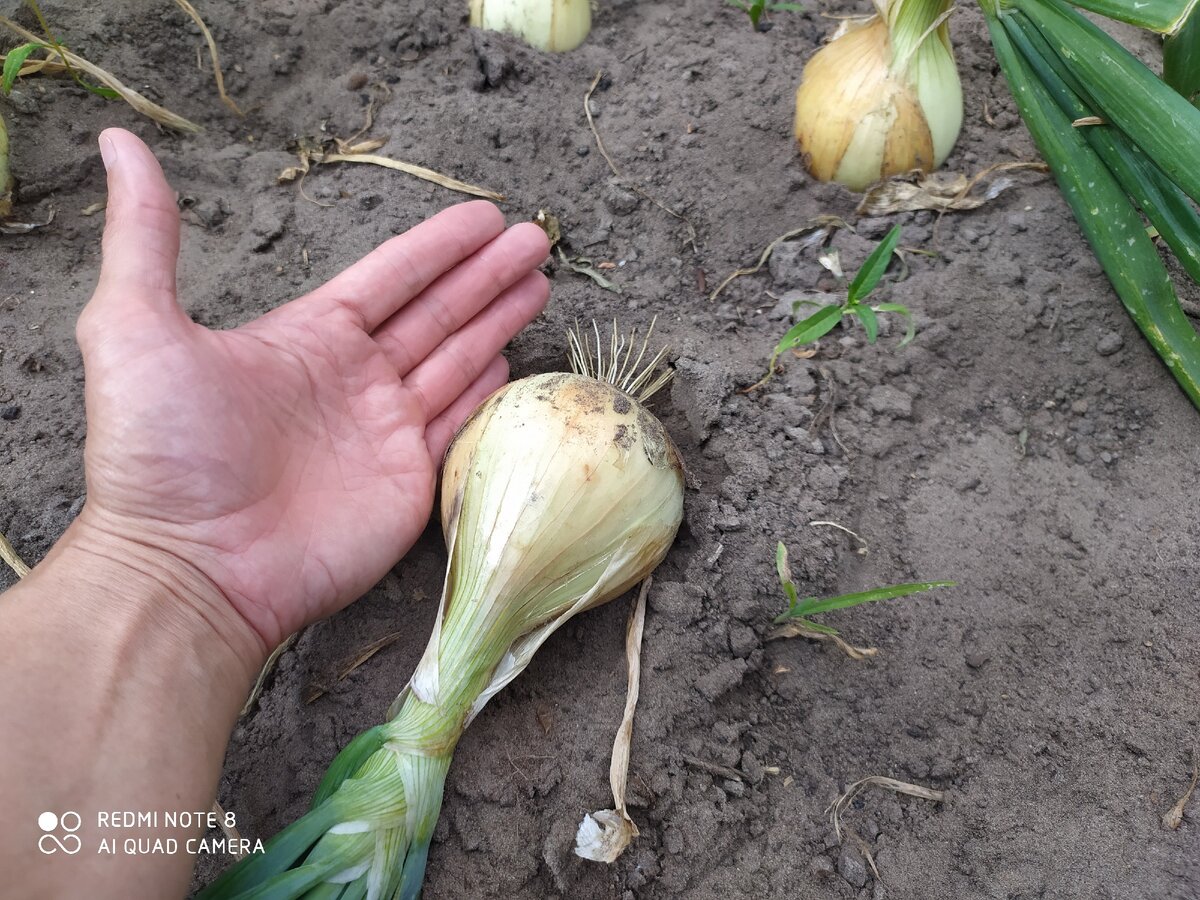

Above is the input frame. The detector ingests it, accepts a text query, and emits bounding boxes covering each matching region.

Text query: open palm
[75,129,549,649]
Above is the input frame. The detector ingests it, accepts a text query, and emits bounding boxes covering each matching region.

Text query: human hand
[70,128,550,656]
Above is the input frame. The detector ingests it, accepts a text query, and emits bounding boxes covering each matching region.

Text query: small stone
[345,72,368,90]
[695,658,748,702]
[1096,331,1124,356]
[604,179,640,216]
[838,848,869,888]
[740,751,765,784]
[722,778,746,798]
[0,405,20,421]
[809,855,836,880]
[965,653,989,669]
[866,385,913,419]
[1076,444,1095,464]
[728,624,758,659]
[856,217,893,239]
[1070,399,1089,415]
[250,204,286,251]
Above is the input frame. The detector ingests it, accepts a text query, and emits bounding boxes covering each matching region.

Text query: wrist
[0,514,267,897]
[36,514,268,688]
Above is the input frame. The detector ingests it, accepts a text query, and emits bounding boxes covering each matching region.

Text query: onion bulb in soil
[198,322,685,900]
[793,0,963,191]
[468,0,591,52]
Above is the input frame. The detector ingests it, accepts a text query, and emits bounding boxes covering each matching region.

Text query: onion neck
[886,0,954,72]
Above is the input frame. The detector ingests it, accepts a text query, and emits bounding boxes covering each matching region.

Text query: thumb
[86,128,185,326]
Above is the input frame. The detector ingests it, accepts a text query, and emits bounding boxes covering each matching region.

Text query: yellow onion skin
[437,371,684,660]
[793,15,962,191]
[468,0,592,53]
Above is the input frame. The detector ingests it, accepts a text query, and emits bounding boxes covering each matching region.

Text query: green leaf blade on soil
[847,224,901,304]
[780,581,955,621]
[873,302,916,345]
[2,42,44,95]
[985,10,1200,409]
[777,303,843,350]
[853,304,880,343]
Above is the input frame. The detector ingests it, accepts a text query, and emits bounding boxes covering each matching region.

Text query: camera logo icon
[38,811,82,855]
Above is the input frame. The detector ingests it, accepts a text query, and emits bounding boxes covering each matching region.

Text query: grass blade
[847,224,901,304]
[2,42,43,94]
[775,581,954,623]
[0,109,10,219]
[986,10,1200,408]
[852,304,880,343]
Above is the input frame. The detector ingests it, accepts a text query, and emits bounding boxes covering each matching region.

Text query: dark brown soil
[2,1,1199,898]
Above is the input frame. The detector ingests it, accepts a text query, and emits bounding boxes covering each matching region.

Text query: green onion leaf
[311,725,388,808]
[986,9,1200,408]
[1052,0,1194,34]
[1016,0,1200,202]
[1164,6,1200,106]
[1006,13,1200,284]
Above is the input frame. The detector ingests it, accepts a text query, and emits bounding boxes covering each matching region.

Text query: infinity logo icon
[37,811,82,855]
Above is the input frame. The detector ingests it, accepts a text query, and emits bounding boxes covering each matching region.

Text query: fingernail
[99,134,118,171]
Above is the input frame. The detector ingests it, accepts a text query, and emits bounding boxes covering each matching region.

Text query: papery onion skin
[439,371,684,636]
[793,10,962,191]
[468,0,592,53]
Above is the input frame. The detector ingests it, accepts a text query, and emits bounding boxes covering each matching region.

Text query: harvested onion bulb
[199,322,685,900]
[468,0,592,52]
[793,0,962,191]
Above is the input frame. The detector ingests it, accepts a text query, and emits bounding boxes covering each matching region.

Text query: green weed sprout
[759,225,913,387]
[773,541,952,642]
[727,0,804,30]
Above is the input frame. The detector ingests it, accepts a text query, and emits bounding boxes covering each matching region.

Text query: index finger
[298,200,507,331]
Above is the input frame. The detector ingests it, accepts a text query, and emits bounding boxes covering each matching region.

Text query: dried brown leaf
[318,152,503,201]
[172,0,242,116]
[1163,749,1198,830]
[241,632,298,716]
[304,630,406,704]
[827,775,946,842]
[856,162,1047,217]
[768,619,878,660]
[709,216,847,302]
[0,15,201,132]
[575,577,651,863]
[0,531,31,579]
